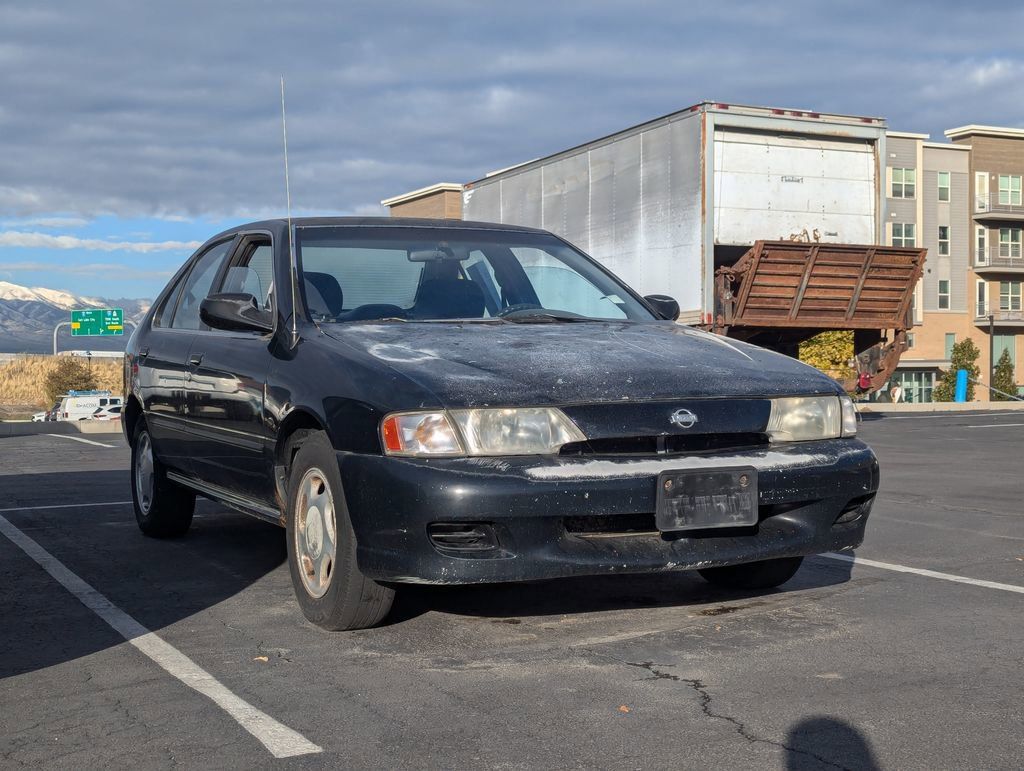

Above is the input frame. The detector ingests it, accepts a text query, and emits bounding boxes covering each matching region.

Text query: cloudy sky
[2,0,1023,299]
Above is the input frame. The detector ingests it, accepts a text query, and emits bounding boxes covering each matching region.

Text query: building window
[1000,281,1022,312]
[889,371,935,403]
[998,174,1022,206]
[999,228,1022,259]
[892,223,916,247]
[977,226,987,265]
[938,279,950,309]
[906,333,915,349]
[891,168,916,199]
[944,333,956,359]
[938,171,950,202]
[938,226,950,256]
[978,280,989,316]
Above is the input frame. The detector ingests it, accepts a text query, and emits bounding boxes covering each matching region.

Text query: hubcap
[294,468,337,598]
[135,431,155,515]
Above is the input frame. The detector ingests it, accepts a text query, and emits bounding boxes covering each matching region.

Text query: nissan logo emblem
[670,408,698,429]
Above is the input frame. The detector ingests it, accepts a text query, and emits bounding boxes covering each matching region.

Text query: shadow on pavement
[785,716,881,770]
[1,467,861,679]
[387,551,857,625]
[0,469,287,680]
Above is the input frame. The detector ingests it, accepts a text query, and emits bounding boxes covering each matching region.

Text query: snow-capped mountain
[0,281,150,353]
[0,281,106,311]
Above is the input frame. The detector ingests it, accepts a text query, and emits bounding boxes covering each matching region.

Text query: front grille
[559,432,769,457]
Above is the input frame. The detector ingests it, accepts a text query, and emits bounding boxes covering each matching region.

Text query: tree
[799,331,854,380]
[933,338,981,402]
[991,349,1018,401]
[44,357,97,405]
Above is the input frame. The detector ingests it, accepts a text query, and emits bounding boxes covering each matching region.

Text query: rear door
[183,233,277,503]
[138,238,235,474]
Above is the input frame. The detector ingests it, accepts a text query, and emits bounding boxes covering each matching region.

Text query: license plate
[655,467,758,532]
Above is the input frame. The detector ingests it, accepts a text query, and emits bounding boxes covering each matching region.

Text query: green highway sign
[71,308,124,336]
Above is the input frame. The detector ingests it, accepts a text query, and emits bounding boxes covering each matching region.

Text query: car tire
[285,431,394,631]
[697,556,804,590]
[131,420,195,538]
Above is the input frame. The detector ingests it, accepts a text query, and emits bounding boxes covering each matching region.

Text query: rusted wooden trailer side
[710,241,927,391]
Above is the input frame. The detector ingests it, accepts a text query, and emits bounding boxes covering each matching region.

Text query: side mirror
[644,294,680,321]
[200,293,274,333]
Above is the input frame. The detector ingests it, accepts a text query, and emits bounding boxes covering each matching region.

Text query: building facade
[893,126,1024,402]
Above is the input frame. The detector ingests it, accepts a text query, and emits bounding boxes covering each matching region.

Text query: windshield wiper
[499,309,598,323]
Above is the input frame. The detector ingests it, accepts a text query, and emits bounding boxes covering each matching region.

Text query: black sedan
[124,217,878,630]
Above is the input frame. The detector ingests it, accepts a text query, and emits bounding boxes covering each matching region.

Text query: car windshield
[294,226,656,323]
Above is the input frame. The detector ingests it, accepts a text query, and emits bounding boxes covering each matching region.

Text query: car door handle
[188,353,204,367]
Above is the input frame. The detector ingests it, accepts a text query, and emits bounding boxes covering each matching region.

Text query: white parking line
[866,412,1024,420]
[964,423,1024,429]
[822,553,1024,595]
[0,514,322,758]
[46,433,118,448]
[0,500,133,514]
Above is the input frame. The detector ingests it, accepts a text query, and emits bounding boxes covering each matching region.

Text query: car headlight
[767,395,856,442]
[380,407,586,457]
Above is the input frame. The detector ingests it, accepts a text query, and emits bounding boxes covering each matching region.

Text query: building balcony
[974,246,1024,273]
[975,302,1024,326]
[974,199,1024,222]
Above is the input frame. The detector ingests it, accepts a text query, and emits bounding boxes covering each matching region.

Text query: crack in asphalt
[590,651,853,771]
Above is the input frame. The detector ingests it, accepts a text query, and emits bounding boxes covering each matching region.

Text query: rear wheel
[131,420,195,538]
[285,431,394,630]
[698,556,804,590]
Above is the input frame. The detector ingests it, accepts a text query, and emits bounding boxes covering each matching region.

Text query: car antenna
[280,75,299,342]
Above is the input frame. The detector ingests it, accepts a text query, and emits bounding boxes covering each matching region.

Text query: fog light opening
[427,522,499,553]
[834,494,874,525]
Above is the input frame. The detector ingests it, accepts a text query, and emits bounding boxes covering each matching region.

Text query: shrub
[799,331,854,380]
[0,356,122,408]
[43,358,98,405]
[991,349,1018,401]
[933,338,981,402]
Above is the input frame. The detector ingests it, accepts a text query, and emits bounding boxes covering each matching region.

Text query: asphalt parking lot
[1,414,1022,769]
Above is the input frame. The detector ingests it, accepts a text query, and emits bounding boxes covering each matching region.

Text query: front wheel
[131,421,195,538]
[698,556,804,590]
[285,431,394,630]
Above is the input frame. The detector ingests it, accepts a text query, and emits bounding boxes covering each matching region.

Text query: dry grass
[0,356,123,408]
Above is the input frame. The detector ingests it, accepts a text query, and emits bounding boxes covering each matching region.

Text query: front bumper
[337,438,879,584]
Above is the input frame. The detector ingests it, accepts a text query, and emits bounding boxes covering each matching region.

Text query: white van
[57,391,123,421]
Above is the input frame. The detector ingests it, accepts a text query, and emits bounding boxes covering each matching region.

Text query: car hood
[320,320,840,409]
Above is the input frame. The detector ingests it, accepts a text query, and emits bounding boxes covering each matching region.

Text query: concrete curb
[857,402,1024,413]
[76,421,124,434]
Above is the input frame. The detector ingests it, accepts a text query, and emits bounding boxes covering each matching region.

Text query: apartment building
[893,126,1024,401]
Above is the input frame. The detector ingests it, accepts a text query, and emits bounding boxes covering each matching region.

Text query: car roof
[205,216,550,244]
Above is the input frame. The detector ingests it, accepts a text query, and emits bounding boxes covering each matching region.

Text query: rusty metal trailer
[711,240,926,389]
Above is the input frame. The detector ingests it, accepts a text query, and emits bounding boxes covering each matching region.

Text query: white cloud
[0,260,173,279]
[1,216,90,229]
[0,231,200,253]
